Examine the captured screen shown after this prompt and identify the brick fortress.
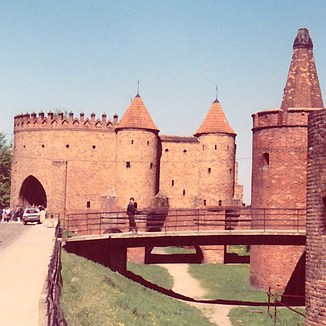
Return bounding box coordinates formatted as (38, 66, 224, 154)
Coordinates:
(10, 94, 243, 214)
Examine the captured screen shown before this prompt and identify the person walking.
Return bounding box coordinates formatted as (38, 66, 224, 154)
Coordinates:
(126, 197, 139, 233)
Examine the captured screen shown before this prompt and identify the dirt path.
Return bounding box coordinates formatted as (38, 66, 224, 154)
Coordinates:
(0, 223, 55, 325)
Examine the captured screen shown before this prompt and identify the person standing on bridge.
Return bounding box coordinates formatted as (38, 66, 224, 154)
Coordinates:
(127, 197, 139, 233)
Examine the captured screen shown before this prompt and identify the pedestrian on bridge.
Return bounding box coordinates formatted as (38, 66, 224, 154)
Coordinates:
(127, 197, 139, 233)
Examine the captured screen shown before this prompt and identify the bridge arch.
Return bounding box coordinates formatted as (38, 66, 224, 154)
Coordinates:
(19, 175, 47, 208)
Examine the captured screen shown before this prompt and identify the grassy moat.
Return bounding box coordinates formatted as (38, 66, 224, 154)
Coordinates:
(61, 248, 304, 326)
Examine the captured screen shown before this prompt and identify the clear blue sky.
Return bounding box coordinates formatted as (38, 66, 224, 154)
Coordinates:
(1, 1, 326, 204)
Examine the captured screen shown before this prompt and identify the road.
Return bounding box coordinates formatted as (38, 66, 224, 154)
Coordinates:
(0, 222, 55, 326)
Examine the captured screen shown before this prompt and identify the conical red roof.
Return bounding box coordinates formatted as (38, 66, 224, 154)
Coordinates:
(117, 94, 159, 132)
(194, 99, 236, 137)
(280, 28, 324, 110)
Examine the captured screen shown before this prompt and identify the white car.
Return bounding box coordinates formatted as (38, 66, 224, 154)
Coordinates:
(22, 207, 41, 225)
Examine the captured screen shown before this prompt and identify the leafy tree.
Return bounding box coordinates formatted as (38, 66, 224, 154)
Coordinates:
(0, 132, 12, 208)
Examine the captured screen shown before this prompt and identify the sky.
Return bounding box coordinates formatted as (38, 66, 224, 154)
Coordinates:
(1, 0, 326, 204)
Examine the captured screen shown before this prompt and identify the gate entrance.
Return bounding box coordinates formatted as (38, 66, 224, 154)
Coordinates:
(19, 175, 47, 207)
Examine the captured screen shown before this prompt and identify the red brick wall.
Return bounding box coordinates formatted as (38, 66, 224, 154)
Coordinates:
(306, 109, 326, 325)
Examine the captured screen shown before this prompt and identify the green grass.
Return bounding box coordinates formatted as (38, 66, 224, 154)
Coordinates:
(61, 250, 215, 326)
(188, 264, 267, 302)
(164, 246, 197, 254)
(228, 306, 305, 326)
(227, 245, 250, 256)
(127, 262, 174, 289)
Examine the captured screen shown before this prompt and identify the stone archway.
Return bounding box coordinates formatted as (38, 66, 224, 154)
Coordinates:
(19, 175, 47, 208)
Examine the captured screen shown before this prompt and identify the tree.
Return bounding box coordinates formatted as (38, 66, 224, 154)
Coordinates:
(0, 132, 12, 208)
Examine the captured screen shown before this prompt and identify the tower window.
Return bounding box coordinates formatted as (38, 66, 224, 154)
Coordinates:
(183, 149, 187, 153)
(150, 163, 153, 169)
(86, 201, 91, 208)
(215, 145, 217, 150)
(126, 162, 131, 168)
(147, 141, 150, 146)
(171, 180, 174, 186)
(208, 168, 211, 174)
(165, 148, 169, 152)
(92, 145, 96, 149)
(131, 140, 134, 144)
(66, 144, 70, 148)
(204, 200, 206, 206)
(263, 152, 270, 166)
(183, 189, 186, 196)
(218, 200, 222, 206)
(202, 145, 205, 150)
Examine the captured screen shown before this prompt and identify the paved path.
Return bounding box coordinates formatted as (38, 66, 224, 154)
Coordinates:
(0, 223, 55, 326)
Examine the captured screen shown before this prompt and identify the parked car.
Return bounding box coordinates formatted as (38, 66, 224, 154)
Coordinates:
(22, 207, 41, 225)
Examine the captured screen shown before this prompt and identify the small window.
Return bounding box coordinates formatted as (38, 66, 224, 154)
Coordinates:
(86, 201, 91, 208)
(183, 149, 187, 153)
(66, 144, 70, 148)
(131, 140, 134, 144)
(204, 200, 206, 206)
(42, 144, 45, 148)
(171, 180, 174, 186)
(150, 163, 153, 169)
(218, 200, 222, 206)
(202, 145, 205, 150)
(147, 141, 150, 146)
(215, 145, 217, 150)
(208, 168, 211, 174)
(126, 162, 131, 168)
(165, 148, 169, 152)
(263, 152, 270, 166)
(183, 189, 186, 196)
(92, 145, 96, 149)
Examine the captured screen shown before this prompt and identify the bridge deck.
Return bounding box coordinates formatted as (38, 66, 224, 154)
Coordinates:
(64, 229, 306, 247)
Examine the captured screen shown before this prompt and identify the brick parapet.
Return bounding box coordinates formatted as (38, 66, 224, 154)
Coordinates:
(252, 108, 319, 131)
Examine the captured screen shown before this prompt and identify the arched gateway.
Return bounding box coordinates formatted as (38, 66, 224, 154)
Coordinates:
(19, 175, 47, 208)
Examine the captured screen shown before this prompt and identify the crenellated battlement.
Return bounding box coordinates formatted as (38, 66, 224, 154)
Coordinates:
(14, 111, 119, 132)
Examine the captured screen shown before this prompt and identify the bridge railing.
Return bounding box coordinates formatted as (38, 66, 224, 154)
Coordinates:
(63, 207, 306, 236)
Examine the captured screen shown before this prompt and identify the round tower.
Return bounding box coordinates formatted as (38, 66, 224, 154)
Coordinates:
(250, 28, 324, 292)
(194, 98, 237, 207)
(115, 94, 160, 209)
(306, 109, 326, 326)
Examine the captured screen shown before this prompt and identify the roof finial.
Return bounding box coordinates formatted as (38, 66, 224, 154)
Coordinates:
(136, 80, 140, 97)
(214, 85, 219, 103)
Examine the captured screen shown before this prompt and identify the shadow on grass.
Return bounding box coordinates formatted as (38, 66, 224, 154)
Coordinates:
(124, 270, 271, 307)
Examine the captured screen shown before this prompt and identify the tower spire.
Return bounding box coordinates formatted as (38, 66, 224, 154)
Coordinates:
(280, 28, 323, 111)
(136, 80, 140, 97)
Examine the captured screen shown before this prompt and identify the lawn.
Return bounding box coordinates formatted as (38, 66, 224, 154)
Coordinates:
(61, 250, 215, 326)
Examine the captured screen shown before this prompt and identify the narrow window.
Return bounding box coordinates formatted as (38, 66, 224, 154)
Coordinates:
(218, 200, 222, 206)
(171, 180, 174, 186)
(147, 141, 150, 146)
(263, 152, 270, 166)
(202, 145, 205, 150)
(126, 162, 131, 168)
(131, 140, 134, 144)
(66, 144, 70, 148)
(183, 149, 187, 153)
(150, 163, 153, 169)
(215, 145, 217, 150)
(92, 145, 96, 149)
(86, 201, 91, 208)
(42, 144, 45, 148)
(183, 189, 186, 196)
(165, 148, 169, 152)
(208, 167, 211, 174)
(204, 200, 206, 206)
